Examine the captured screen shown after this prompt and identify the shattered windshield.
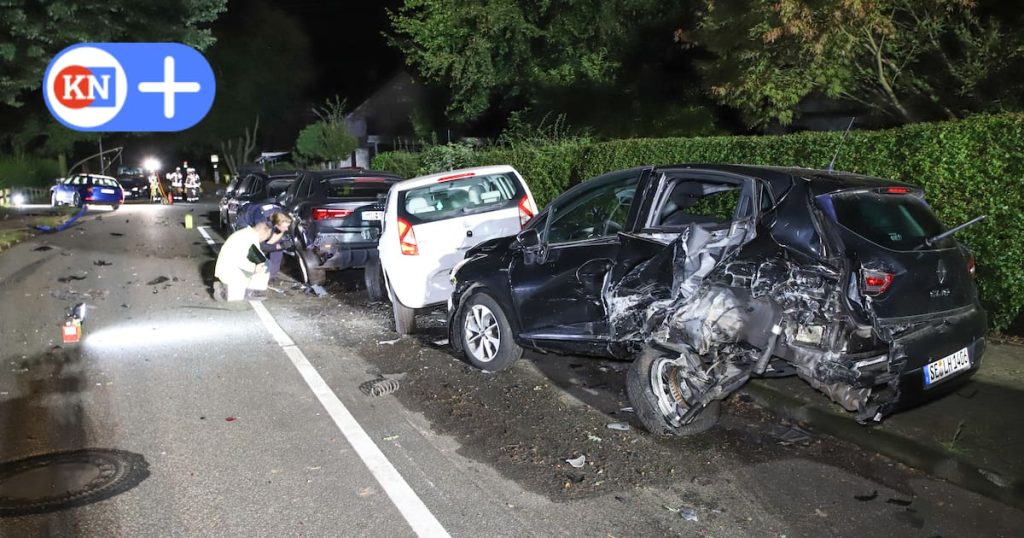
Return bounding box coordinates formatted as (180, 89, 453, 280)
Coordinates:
(826, 191, 948, 250)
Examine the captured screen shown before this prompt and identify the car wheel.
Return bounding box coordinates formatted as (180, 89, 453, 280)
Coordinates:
(111, 203, 120, 211)
(387, 283, 417, 335)
(51, 194, 58, 207)
(459, 293, 522, 372)
(296, 247, 326, 286)
(73, 193, 82, 208)
(364, 256, 386, 302)
(626, 346, 721, 436)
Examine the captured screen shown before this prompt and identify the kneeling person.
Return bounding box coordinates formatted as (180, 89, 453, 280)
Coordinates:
(214, 222, 274, 301)
(236, 202, 293, 282)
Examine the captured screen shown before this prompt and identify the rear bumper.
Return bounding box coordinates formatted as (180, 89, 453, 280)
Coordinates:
(309, 238, 379, 270)
(879, 304, 987, 416)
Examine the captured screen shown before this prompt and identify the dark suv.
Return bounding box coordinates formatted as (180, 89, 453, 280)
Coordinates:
(219, 171, 299, 229)
(448, 165, 986, 434)
(278, 168, 403, 284)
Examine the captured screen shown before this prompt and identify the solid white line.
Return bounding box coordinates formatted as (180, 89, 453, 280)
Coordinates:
(249, 301, 450, 538)
(196, 225, 218, 246)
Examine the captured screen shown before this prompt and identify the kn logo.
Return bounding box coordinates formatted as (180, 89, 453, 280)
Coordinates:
(44, 43, 215, 132)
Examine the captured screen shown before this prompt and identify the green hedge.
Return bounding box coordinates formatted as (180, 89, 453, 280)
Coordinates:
(0, 155, 62, 189)
(373, 114, 1024, 330)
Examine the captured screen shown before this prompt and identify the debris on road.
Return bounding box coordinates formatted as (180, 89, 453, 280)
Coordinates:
(587, 434, 602, 443)
(57, 273, 88, 283)
(377, 338, 401, 346)
(360, 378, 400, 397)
(36, 205, 88, 233)
(607, 422, 631, 431)
(146, 276, 170, 285)
(854, 490, 878, 501)
(225, 416, 238, 422)
(33, 245, 53, 251)
(566, 455, 586, 468)
(886, 497, 913, 506)
(432, 338, 449, 346)
(678, 505, 699, 522)
(772, 424, 814, 446)
(94, 260, 113, 266)
(382, 435, 400, 441)
(109, 232, 124, 237)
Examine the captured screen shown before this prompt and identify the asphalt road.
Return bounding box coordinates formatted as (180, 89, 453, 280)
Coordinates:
(0, 201, 1021, 537)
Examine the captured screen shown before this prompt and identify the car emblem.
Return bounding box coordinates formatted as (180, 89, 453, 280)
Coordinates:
(936, 260, 948, 284)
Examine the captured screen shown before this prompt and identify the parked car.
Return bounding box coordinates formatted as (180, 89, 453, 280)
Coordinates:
(377, 165, 537, 334)
(447, 164, 986, 435)
(51, 173, 124, 210)
(117, 168, 151, 201)
(278, 168, 403, 285)
(218, 175, 244, 227)
(219, 171, 299, 229)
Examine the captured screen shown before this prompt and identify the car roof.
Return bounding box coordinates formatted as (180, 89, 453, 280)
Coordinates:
(307, 168, 403, 182)
(395, 165, 521, 191)
(73, 173, 118, 181)
(654, 164, 917, 196)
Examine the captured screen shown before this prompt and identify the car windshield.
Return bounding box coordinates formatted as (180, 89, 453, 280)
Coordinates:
(324, 178, 393, 199)
(826, 191, 947, 250)
(399, 172, 521, 224)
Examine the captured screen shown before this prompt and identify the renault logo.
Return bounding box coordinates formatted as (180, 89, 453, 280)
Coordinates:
(937, 260, 948, 284)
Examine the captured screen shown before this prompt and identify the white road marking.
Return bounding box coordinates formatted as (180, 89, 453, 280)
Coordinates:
(199, 225, 449, 537)
(197, 225, 218, 246)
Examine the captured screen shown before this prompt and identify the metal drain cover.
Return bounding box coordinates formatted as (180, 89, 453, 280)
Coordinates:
(0, 449, 149, 517)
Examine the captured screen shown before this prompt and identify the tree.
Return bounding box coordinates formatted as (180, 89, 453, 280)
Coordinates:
(0, 0, 227, 107)
(293, 97, 358, 167)
(388, 0, 665, 123)
(220, 117, 259, 178)
(685, 0, 1024, 127)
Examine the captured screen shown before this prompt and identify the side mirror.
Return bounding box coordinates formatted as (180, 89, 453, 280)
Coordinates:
(516, 228, 541, 250)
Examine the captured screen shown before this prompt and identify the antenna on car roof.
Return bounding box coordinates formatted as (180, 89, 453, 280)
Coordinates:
(827, 117, 856, 173)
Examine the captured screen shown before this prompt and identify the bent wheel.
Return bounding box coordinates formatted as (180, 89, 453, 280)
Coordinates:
(459, 293, 522, 372)
(389, 285, 417, 335)
(296, 247, 326, 286)
(626, 346, 721, 436)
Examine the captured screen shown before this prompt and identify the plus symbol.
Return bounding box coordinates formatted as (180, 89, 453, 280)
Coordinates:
(137, 56, 201, 119)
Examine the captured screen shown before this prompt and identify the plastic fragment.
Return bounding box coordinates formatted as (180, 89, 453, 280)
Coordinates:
(607, 422, 631, 431)
(566, 455, 585, 468)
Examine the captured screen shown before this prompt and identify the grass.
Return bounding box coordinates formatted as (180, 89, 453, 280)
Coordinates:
(0, 206, 80, 252)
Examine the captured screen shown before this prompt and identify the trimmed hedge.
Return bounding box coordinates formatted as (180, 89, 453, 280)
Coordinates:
(372, 114, 1024, 330)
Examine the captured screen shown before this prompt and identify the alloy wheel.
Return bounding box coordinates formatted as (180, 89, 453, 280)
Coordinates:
(465, 304, 500, 363)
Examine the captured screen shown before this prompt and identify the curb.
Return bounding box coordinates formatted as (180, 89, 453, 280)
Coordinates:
(741, 379, 1024, 510)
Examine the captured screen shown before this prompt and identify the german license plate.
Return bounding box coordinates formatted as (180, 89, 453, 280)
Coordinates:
(923, 347, 970, 386)
(101, 188, 116, 194)
(362, 211, 383, 221)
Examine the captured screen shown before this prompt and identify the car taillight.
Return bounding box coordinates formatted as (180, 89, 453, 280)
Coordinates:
(885, 187, 911, 194)
(312, 208, 352, 220)
(967, 256, 976, 278)
(517, 196, 533, 229)
(862, 269, 894, 295)
(397, 217, 418, 255)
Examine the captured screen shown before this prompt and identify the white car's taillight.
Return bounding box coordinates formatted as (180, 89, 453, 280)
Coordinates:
(398, 217, 418, 255)
(517, 196, 533, 229)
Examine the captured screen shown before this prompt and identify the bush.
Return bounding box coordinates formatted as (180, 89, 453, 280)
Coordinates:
(0, 154, 63, 189)
(371, 150, 423, 179)
(372, 114, 1024, 330)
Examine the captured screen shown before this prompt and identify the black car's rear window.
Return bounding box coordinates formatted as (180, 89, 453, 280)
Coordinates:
(324, 178, 393, 199)
(826, 191, 948, 250)
(267, 179, 295, 198)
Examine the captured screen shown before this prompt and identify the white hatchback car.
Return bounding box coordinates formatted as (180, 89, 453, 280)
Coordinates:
(376, 165, 538, 334)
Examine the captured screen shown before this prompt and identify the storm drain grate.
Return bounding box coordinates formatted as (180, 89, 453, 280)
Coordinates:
(0, 448, 149, 517)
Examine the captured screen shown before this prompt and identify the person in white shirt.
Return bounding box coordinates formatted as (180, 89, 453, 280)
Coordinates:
(213, 222, 273, 301)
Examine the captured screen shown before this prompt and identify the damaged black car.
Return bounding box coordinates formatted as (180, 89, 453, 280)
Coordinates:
(448, 165, 986, 435)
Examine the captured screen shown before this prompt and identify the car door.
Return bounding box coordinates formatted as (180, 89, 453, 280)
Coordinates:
(605, 168, 762, 342)
(509, 168, 644, 349)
